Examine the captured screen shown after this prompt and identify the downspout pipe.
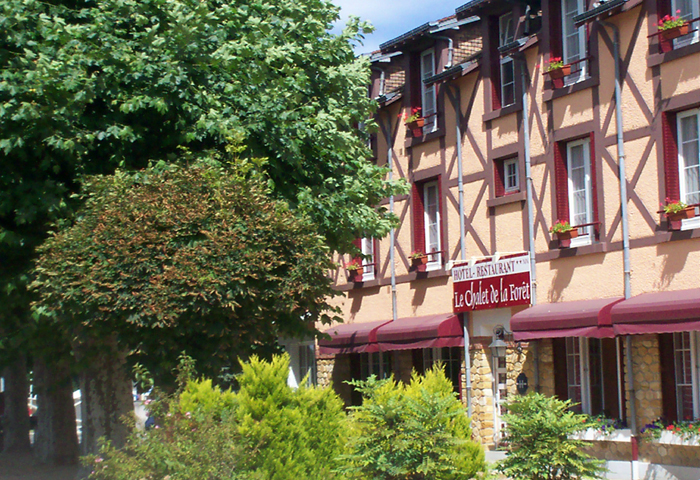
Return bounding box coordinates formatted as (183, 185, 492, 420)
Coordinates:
(432, 35, 454, 69)
(516, 49, 540, 391)
(600, 18, 637, 479)
(371, 67, 386, 97)
(380, 111, 398, 323)
(447, 83, 472, 417)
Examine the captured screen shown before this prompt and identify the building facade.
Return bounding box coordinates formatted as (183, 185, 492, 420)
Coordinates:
(315, 0, 700, 478)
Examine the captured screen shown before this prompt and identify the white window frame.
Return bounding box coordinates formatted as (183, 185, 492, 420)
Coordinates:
(298, 343, 317, 387)
(504, 157, 520, 193)
(561, 0, 587, 84)
(566, 337, 605, 415)
(499, 13, 516, 108)
(421, 49, 438, 134)
(567, 138, 593, 248)
(671, 0, 700, 48)
(423, 180, 441, 270)
(677, 109, 700, 206)
(673, 331, 700, 420)
(361, 237, 375, 282)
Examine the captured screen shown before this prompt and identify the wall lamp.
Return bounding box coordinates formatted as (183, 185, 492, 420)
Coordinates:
(488, 325, 523, 358)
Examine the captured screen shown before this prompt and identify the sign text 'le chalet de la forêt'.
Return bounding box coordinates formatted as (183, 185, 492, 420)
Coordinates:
(452, 252, 531, 313)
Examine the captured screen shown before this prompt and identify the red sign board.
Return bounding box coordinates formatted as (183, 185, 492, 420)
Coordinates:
(452, 253, 531, 313)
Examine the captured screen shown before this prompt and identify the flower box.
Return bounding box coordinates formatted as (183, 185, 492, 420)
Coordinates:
(555, 228, 579, 248)
(406, 118, 425, 138)
(667, 206, 696, 231)
(545, 64, 572, 80)
(661, 23, 689, 41)
(347, 267, 364, 282)
(406, 117, 425, 129)
(411, 255, 429, 272)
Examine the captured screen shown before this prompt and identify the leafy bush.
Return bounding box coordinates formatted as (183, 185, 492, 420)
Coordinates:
(86, 354, 346, 480)
(496, 393, 606, 480)
(340, 365, 485, 480)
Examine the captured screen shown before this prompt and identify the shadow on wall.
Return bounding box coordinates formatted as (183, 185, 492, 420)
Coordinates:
(410, 275, 450, 314)
(654, 241, 691, 290)
(348, 286, 382, 315)
(547, 252, 605, 303)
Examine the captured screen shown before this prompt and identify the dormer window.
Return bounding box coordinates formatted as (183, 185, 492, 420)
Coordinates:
(421, 49, 438, 134)
(499, 13, 516, 107)
(561, 0, 587, 83)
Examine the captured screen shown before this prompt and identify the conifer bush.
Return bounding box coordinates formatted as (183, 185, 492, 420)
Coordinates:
(340, 365, 485, 480)
(496, 393, 606, 480)
(86, 354, 346, 480)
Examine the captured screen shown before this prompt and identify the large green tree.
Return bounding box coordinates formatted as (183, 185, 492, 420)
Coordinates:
(1, 0, 403, 456)
(32, 160, 342, 452)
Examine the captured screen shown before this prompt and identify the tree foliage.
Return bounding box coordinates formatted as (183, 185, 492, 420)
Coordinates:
(31, 161, 339, 381)
(0, 0, 403, 254)
(341, 366, 485, 480)
(88, 354, 347, 480)
(496, 393, 606, 480)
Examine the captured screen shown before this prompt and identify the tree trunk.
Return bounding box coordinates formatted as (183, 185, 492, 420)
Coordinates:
(33, 357, 78, 465)
(2, 353, 31, 453)
(79, 340, 133, 455)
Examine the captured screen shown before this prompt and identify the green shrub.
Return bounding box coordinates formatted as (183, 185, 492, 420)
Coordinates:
(496, 393, 606, 480)
(340, 365, 485, 480)
(86, 354, 346, 480)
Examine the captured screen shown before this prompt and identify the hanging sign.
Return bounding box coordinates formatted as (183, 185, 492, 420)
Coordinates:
(452, 252, 531, 313)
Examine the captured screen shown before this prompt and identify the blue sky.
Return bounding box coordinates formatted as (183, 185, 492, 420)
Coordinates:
(331, 1, 466, 54)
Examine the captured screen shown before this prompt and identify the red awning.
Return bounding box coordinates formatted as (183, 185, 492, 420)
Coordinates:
(611, 288, 700, 335)
(318, 319, 392, 355)
(511, 297, 624, 341)
(375, 313, 464, 351)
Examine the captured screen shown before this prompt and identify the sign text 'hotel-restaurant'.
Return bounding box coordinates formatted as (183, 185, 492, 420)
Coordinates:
(452, 252, 531, 313)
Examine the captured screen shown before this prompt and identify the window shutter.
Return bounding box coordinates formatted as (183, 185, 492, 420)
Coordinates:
(662, 111, 680, 202)
(412, 182, 426, 254)
(410, 53, 422, 113)
(590, 133, 599, 236)
(490, 19, 502, 111)
(554, 141, 570, 222)
(373, 237, 380, 273)
(549, 0, 563, 59)
(657, 0, 671, 18)
(658, 333, 678, 422)
(352, 237, 362, 264)
(495, 159, 506, 197)
(552, 338, 569, 401)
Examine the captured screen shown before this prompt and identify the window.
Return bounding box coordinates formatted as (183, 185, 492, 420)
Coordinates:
(422, 347, 462, 395)
(562, 0, 586, 83)
(554, 337, 621, 418)
(660, 332, 700, 421)
(361, 237, 376, 281)
(567, 138, 593, 246)
(298, 344, 317, 386)
(412, 178, 443, 271)
(671, 0, 699, 48)
(360, 352, 391, 380)
(495, 157, 520, 196)
(549, 0, 587, 87)
(423, 181, 441, 269)
(677, 109, 700, 206)
(421, 49, 437, 134)
(554, 137, 598, 247)
(499, 13, 516, 107)
(504, 158, 520, 193)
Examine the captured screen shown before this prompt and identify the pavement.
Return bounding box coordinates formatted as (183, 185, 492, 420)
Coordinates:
(0, 452, 79, 480)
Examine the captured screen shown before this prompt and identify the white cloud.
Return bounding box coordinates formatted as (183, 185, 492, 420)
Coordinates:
(330, 0, 463, 54)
